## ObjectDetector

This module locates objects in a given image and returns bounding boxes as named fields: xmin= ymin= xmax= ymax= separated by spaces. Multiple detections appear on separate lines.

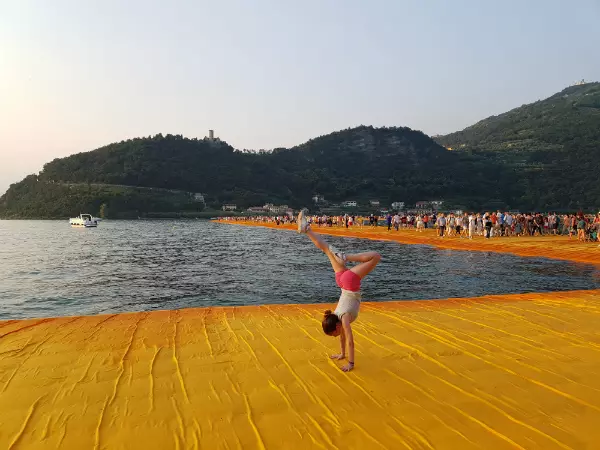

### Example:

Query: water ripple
xmin=1 ymin=220 xmax=599 ymax=320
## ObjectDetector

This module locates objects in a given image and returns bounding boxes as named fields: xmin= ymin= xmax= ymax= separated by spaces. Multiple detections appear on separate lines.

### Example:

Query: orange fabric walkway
xmin=2 ymin=291 xmax=600 ymax=449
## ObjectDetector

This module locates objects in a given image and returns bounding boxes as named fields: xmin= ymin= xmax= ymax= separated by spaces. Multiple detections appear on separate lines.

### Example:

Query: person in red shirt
xmin=490 ymin=213 xmax=497 ymax=237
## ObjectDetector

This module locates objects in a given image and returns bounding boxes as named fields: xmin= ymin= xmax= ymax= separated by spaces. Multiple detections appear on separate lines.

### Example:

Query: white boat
xmin=69 ymin=214 xmax=99 ymax=228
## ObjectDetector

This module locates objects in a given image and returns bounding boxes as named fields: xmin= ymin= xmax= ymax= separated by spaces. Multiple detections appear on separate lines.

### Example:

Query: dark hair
xmin=322 ymin=310 xmax=340 ymax=334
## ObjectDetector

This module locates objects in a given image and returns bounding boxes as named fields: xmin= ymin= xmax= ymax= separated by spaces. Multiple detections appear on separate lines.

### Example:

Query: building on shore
xmin=391 ymin=201 xmax=405 ymax=210
xmin=247 ymin=206 xmax=267 ymax=213
xmin=342 ymin=200 xmax=357 ymax=207
xmin=222 ymin=204 xmax=237 ymax=211
xmin=312 ymin=194 xmax=325 ymax=204
xmin=246 ymin=204 xmax=293 ymax=215
xmin=415 ymin=200 xmax=444 ymax=210
xmin=264 ymin=203 xmax=291 ymax=214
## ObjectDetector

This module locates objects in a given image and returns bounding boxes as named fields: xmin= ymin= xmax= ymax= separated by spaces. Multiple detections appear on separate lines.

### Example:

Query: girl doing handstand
xmin=297 ymin=211 xmax=381 ymax=372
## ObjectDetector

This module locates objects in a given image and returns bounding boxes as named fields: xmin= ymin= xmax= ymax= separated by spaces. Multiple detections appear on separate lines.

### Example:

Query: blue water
xmin=1 ymin=220 xmax=599 ymax=320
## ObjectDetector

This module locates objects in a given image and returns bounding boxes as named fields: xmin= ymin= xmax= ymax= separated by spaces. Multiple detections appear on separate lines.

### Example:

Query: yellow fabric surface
xmin=2 ymin=290 xmax=600 ymax=449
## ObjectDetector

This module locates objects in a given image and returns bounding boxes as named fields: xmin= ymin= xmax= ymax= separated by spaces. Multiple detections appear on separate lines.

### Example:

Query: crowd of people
xmin=432 ymin=211 xmax=600 ymax=242
xmin=219 ymin=211 xmax=600 ymax=244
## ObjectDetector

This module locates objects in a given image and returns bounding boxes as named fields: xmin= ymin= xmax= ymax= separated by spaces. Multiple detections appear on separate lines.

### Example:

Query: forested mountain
xmin=436 ymin=82 xmax=600 ymax=209
xmin=0 ymin=127 xmax=514 ymax=218
xmin=437 ymin=82 xmax=600 ymax=153
xmin=1 ymin=84 xmax=599 ymax=219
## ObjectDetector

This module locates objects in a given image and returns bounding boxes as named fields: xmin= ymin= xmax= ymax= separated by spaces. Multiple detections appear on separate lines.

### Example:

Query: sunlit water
xmin=1 ymin=220 xmax=599 ymax=320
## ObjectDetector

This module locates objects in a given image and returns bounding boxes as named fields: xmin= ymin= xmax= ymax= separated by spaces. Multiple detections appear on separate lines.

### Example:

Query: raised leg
xmin=348 ymin=251 xmax=381 ymax=279
xmin=305 ymin=228 xmax=346 ymax=273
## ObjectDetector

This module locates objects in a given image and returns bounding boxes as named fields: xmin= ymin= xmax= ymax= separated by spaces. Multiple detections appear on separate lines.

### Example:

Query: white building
xmin=247 ymin=206 xmax=267 ymax=213
xmin=391 ymin=201 xmax=405 ymax=210
xmin=369 ymin=200 xmax=380 ymax=206
xmin=312 ymin=194 xmax=325 ymax=204
xmin=431 ymin=200 xmax=444 ymax=208
xmin=262 ymin=203 xmax=290 ymax=213
xmin=342 ymin=200 xmax=357 ymax=207
xmin=193 ymin=193 xmax=205 ymax=203
xmin=258 ymin=203 xmax=294 ymax=214
xmin=222 ymin=204 xmax=237 ymax=211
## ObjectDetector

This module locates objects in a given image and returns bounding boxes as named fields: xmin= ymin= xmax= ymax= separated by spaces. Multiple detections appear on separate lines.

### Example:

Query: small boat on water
xmin=69 ymin=214 xmax=100 ymax=228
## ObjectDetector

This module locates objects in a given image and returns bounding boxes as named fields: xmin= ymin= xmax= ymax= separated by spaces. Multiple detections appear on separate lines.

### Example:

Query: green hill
xmin=437 ymin=82 xmax=600 ymax=154
xmin=2 ymin=83 xmax=599 ymax=219
xmin=0 ymin=127 xmax=512 ymax=219
xmin=0 ymin=179 xmax=205 ymax=220
xmin=436 ymin=82 xmax=600 ymax=210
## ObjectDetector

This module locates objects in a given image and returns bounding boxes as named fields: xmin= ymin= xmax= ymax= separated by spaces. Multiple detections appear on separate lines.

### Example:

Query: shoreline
xmin=214 ymin=219 xmax=600 ymax=266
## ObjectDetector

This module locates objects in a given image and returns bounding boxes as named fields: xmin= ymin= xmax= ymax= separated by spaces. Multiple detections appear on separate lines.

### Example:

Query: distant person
xmin=436 ymin=214 xmax=446 ymax=237
xmin=562 ymin=214 xmax=570 ymax=235
xmin=393 ymin=213 xmax=400 ymax=231
xmin=484 ymin=213 xmax=493 ymax=238
xmin=497 ymin=211 xmax=505 ymax=236
xmin=505 ymin=212 xmax=514 ymax=236
xmin=455 ymin=213 xmax=463 ymax=237
xmin=577 ymin=216 xmax=586 ymax=241
xmin=534 ymin=213 xmax=544 ymax=236
xmin=548 ymin=212 xmax=557 ymax=235
xmin=476 ymin=213 xmax=483 ymax=236
xmin=461 ymin=212 xmax=469 ymax=237
xmin=569 ymin=215 xmax=576 ymax=239
xmin=386 ymin=213 xmax=392 ymax=231
xmin=468 ymin=212 xmax=476 ymax=239
xmin=416 ymin=215 xmax=424 ymax=232
xmin=447 ymin=214 xmax=456 ymax=237
xmin=297 ymin=210 xmax=381 ymax=372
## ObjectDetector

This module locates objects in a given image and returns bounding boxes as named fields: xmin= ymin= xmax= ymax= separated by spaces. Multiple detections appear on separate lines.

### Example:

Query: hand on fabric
xmin=329 ymin=353 xmax=345 ymax=360
xmin=341 ymin=362 xmax=354 ymax=372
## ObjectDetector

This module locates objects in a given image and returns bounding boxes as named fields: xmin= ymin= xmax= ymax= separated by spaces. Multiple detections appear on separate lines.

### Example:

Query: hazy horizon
xmin=1 ymin=0 xmax=599 ymax=195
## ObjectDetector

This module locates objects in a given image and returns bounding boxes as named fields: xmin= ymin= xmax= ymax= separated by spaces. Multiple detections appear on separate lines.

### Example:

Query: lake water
xmin=1 ymin=220 xmax=599 ymax=320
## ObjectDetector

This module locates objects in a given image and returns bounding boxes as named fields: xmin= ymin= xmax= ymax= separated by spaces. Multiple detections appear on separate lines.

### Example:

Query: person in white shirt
xmin=393 ymin=213 xmax=401 ymax=231
xmin=436 ymin=214 xmax=446 ymax=237
xmin=504 ymin=213 xmax=514 ymax=236
xmin=468 ymin=213 xmax=476 ymax=239
xmin=455 ymin=215 xmax=463 ymax=238
xmin=416 ymin=215 xmax=424 ymax=232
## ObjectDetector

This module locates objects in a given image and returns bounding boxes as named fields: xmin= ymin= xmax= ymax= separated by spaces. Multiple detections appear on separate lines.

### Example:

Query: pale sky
xmin=1 ymin=0 xmax=599 ymax=195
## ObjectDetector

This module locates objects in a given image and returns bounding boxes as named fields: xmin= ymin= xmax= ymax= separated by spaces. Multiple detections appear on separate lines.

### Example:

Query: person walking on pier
xmin=594 ymin=213 xmax=600 ymax=246
xmin=297 ymin=210 xmax=381 ymax=372
xmin=436 ymin=213 xmax=446 ymax=237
